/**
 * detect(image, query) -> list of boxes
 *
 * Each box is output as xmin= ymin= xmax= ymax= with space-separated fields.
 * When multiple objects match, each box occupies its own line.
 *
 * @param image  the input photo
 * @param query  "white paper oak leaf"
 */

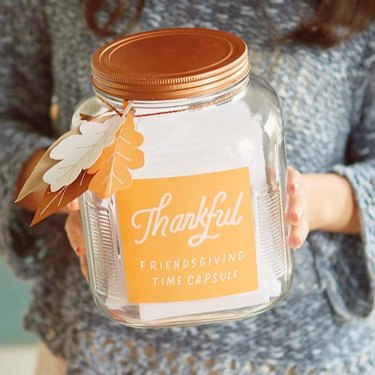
xmin=43 ymin=114 xmax=124 ymax=192
xmin=15 ymin=127 xmax=81 ymax=202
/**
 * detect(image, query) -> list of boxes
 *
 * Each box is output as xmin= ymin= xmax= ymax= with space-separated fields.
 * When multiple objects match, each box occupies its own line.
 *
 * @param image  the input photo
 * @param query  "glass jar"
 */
xmin=74 ymin=28 xmax=293 ymax=328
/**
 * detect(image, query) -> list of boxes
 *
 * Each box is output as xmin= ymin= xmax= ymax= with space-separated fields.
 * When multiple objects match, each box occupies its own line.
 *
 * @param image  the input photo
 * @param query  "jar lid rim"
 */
xmin=91 ymin=28 xmax=251 ymax=100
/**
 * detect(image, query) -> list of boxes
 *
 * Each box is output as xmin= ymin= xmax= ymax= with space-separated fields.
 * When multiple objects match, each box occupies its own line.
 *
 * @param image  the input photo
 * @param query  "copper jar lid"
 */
xmin=91 ymin=28 xmax=251 ymax=100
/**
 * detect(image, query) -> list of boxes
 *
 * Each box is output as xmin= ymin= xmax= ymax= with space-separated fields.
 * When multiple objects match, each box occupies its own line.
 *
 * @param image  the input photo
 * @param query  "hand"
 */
xmin=285 ymin=166 xmax=360 ymax=248
xmin=64 ymin=200 xmax=88 ymax=281
xmin=286 ymin=167 xmax=310 ymax=249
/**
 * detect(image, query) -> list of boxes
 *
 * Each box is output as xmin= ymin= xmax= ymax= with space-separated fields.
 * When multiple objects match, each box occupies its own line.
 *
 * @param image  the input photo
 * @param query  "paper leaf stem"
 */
xmin=43 ymin=114 xmax=125 ymax=192
xmin=31 ymin=170 xmax=93 ymax=226
xmin=79 ymin=109 xmax=116 ymax=122
xmin=88 ymin=112 xmax=144 ymax=199
xmin=15 ymin=127 xmax=81 ymax=203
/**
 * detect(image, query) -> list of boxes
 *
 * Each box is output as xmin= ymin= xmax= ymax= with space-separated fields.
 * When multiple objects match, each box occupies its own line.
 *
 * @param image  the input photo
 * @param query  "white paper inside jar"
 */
xmin=109 ymin=100 xmax=284 ymax=321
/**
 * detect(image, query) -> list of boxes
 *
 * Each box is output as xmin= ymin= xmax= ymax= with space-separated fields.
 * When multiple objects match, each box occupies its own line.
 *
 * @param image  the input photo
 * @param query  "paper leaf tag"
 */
xmin=30 ymin=170 xmax=93 ymax=226
xmin=88 ymin=111 xmax=144 ymax=199
xmin=15 ymin=127 xmax=81 ymax=202
xmin=43 ymin=113 xmax=125 ymax=192
xmin=16 ymin=100 xmax=143 ymax=227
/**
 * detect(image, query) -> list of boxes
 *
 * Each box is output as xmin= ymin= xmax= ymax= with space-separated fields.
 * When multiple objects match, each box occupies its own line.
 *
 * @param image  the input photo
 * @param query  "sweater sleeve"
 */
xmin=313 ymin=31 xmax=375 ymax=320
xmin=0 ymin=1 xmax=70 ymax=279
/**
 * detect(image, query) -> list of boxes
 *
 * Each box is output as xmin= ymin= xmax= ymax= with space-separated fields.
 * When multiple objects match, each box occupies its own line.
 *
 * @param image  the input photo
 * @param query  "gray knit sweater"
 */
xmin=1 ymin=0 xmax=375 ymax=374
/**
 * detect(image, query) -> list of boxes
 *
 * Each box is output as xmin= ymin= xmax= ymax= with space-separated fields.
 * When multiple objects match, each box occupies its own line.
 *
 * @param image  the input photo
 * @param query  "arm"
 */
xmin=288 ymin=29 xmax=375 ymax=321
xmin=0 ymin=2 xmax=64 ymax=277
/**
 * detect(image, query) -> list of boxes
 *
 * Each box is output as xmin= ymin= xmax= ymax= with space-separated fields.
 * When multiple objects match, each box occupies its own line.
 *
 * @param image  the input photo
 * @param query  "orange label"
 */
xmin=116 ymin=167 xmax=258 ymax=303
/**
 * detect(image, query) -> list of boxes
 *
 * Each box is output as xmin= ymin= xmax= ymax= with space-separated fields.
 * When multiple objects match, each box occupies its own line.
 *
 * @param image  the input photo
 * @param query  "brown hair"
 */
xmin=86 ymin=0 xmax=375 ymax=47
xmin=85 ymin=0 xmax=145 ymax=37
xmin=289 ymin=0 xmax=375 ymax=47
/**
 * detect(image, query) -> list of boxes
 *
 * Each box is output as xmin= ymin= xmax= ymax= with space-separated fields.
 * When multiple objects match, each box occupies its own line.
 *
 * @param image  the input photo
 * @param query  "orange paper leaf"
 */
xmin=88 ymin=112 xmax=144 ymax=199
xmin=30 ymin=170 xmax=93 ymax=226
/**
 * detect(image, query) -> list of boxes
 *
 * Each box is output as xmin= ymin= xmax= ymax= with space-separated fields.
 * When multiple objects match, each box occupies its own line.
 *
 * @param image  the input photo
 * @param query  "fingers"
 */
xmin=58 ymin=198 xmax=79 ymax=214
xmin=287 ymin=167 xmax=301 ymax=195
xmin=67 ymin=199 xmax=80 ymax=211
xmin=286 ymin=167 xmax=310 ymax=250
xmin=79 ymin=254 xmax=89 ymax=282
xmin=289 ymin=217 xmax=309 ymax=248
xmin=65 ymin=211 xmax=88 ymax=281
xmin=64 ymin=211 xmax=86 ymax=256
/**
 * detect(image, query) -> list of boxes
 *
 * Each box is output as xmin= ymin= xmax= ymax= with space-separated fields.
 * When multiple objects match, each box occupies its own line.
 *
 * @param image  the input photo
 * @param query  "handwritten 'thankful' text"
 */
xmin=131 ymin=191 xmax=244 ymax=247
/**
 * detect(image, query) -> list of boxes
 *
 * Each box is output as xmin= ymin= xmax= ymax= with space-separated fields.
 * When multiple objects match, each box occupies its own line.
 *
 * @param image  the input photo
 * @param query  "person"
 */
xmin=1 ymin=0 xmax=374 ymax=373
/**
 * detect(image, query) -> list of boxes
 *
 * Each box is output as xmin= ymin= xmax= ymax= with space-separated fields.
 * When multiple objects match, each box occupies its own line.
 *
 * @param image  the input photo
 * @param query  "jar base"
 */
xmin=92 ymin=280 xmax=292 ymax=329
